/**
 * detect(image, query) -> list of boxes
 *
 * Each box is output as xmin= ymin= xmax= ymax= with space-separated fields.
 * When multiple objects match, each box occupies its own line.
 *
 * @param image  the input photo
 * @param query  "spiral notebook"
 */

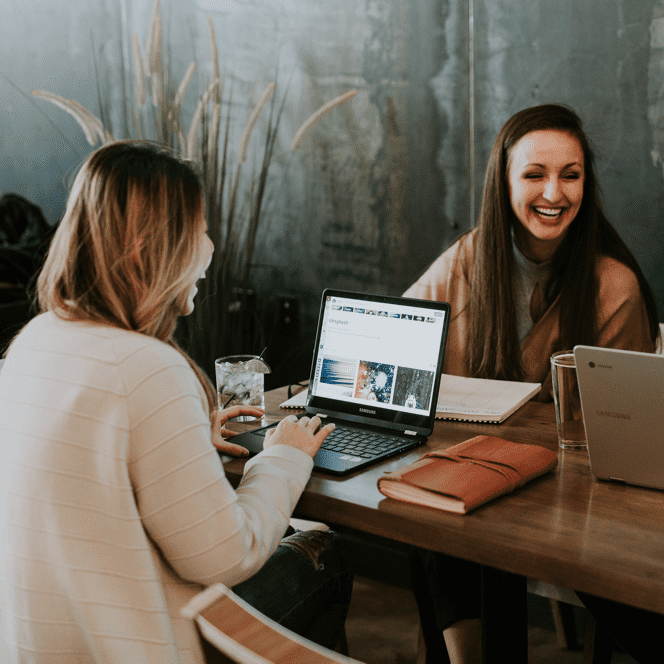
xmin=281 ymin=374 xmax=540 ymax=424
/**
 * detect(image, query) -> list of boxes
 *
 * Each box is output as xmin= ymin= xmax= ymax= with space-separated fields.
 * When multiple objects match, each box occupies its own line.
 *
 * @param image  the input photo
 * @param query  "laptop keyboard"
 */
xmin=251 ymin=421 xmax=412 ymax=460
xmin=319 ymin=425 xmax=409 ymax=459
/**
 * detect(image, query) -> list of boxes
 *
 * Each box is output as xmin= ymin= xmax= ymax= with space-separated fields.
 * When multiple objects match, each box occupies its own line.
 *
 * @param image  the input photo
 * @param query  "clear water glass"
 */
xmin=550 ymin=350 xmax=587 ymax=450
xmin=215 ymin=355 xmax=266 ymax=422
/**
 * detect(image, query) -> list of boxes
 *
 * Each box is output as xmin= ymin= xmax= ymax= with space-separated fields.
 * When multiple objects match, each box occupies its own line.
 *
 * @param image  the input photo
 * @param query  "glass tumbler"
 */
xmin=550 ymin=350 xmax=587 ymax=450
xmin=215 ymin=355 xmax=268 ymax=422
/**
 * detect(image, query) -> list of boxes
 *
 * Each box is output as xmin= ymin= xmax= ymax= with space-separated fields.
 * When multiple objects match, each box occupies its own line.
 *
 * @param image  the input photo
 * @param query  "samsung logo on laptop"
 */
xmin=596 ymin=410 xmax=631 ymax=420
xmin=359 ymin=408 xmax=376 ymax=415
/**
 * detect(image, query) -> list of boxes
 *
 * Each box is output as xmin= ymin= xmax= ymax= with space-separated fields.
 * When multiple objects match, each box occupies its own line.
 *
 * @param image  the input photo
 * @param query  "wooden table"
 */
xmin=222 ymin=387 xmax=664 ymax=662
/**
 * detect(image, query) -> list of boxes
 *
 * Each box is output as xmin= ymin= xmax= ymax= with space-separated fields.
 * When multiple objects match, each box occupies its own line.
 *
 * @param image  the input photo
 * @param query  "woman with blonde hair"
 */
xmin=0 ymin=141 xmax=352 ymax=664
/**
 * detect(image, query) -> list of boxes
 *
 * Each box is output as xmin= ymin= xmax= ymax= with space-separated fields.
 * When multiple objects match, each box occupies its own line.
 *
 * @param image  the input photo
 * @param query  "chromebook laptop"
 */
xmin=574 ymin=345 xmax=664 ymax=490
xmin=232 ymin=289 xmax=451 ymax=475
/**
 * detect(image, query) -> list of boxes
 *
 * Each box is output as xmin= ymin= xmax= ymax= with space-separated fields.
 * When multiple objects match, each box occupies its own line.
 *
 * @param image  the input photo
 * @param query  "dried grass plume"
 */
xmin=30 ymin=90 xmax=99 ymax=146
xmin=237 ymin=82 xmax=275 ymax=164
xmin=290 ymin=89 xmax=358 ymax=151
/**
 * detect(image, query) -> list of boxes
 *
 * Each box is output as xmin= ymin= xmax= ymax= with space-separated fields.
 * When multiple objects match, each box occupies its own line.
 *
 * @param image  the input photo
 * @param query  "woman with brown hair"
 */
xmin=405 ymin=104 xmax=659 ymax=663
xmin=0 ymin=141 xmax=352 ymax=664
xmin=406 ymin=103 xmax=659 ymax=400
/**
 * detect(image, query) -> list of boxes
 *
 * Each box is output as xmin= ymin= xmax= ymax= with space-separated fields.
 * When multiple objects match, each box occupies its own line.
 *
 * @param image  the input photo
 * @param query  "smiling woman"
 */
xmin=405 ymin=103 xmax=659 ymax=400
xmin=404 ymin=104 xmax=661 ymax=664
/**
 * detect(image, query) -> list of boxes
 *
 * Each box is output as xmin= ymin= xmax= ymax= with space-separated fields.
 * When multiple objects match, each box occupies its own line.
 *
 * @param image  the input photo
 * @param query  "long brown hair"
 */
xmin=468 ymin=104 xmax=659 ymax=380
xmin=37 ymin=141 xmax=217 ymax=411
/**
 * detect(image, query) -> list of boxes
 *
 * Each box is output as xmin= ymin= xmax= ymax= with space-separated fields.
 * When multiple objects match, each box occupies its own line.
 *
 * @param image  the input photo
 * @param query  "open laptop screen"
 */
xmin=306 ymin=290 xmax=450 ymax=433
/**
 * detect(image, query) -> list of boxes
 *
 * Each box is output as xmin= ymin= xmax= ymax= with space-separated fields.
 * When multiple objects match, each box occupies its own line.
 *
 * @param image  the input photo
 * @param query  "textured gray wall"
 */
xmin=0 ymin=1 xmax=121 ymax=222
xmin=2 ymin=0 xmax=664 ymax=333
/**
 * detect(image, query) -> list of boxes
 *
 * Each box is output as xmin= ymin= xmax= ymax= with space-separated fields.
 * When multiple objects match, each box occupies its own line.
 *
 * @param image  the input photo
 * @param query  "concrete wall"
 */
xmin=2 ymin=0 xmax=664 ymax=339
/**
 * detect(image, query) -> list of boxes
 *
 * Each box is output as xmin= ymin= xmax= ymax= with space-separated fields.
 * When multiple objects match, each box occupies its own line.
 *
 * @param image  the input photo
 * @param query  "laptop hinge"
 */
xmin=404 ymin=430 xmax=417 ymax=436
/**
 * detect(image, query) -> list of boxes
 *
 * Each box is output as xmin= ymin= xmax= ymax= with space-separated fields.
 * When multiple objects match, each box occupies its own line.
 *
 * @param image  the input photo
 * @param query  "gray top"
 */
xmin=512 ymin=237 xmax=553 ymax=345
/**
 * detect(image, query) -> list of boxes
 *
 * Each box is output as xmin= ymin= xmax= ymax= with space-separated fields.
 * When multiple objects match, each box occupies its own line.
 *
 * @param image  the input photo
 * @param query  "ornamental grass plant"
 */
xmin=31 ymin=0 xmax=356 ymax=376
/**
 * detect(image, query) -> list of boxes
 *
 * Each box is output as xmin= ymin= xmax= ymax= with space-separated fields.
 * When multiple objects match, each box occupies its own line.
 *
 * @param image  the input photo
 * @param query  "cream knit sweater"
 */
xmin=0 ymin=312 xmax=313 ymax=663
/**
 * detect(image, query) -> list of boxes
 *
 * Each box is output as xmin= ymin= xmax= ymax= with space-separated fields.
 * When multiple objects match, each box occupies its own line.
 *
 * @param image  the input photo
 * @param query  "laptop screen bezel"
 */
xmin=304 ymin=289 xmax=451 ymax=435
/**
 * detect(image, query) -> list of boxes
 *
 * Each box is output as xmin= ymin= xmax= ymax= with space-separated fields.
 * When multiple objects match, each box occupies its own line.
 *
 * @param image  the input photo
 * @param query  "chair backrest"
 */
xmin=182 ymin=584 xmax=363 ymax=664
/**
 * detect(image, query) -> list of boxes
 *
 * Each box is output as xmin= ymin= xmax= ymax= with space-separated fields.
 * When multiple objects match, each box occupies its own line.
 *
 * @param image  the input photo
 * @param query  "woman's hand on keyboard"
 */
xmin=264 ymin=415 xmax=335 ymax=458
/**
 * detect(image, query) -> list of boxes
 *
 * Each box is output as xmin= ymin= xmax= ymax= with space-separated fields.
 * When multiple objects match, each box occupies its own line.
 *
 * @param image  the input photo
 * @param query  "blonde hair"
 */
xmin=38 ymin=140 xmax=217 ymax=411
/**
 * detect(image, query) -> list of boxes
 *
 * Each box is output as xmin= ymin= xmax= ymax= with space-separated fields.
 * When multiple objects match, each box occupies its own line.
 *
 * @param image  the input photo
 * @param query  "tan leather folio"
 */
xmin=377 ymin=435 xmax=558 ymax=514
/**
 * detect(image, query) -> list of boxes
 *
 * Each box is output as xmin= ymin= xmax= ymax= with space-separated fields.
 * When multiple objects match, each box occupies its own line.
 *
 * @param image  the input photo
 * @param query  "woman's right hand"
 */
xmin=263 ymin=415 xmax=335 ymax=458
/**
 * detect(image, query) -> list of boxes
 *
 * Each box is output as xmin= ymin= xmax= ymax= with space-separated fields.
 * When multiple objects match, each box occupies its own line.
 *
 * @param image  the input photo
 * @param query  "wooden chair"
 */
xmin=528 ymin=577 xmax=613 ymax=663
xmin=182 ymin=583 xmax=363 ymax=664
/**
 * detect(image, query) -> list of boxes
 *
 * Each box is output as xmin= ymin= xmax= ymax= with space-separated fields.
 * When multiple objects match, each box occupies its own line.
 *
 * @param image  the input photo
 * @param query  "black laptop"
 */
xmin=231 ymin=289 xmax=450 ymax=475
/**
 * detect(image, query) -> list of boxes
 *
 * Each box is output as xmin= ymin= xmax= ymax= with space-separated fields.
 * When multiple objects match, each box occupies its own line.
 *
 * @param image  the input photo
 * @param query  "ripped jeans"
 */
xmin=231 ymin=528 xmax=353 ymax=650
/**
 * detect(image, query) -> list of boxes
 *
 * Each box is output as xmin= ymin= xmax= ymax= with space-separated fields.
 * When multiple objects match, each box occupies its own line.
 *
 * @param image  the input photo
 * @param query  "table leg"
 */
xmin=481 ymin=565 xmax=527 ymax=664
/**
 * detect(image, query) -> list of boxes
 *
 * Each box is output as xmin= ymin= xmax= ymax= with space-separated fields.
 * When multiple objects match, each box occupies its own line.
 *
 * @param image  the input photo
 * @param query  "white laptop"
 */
xmin=574 ymin=345 xmax=664 ymax=490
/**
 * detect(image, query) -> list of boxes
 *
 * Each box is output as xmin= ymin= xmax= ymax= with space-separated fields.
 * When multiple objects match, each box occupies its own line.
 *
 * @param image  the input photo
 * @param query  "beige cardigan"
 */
xmin=404 ymin=231 xmax=656 ymax=401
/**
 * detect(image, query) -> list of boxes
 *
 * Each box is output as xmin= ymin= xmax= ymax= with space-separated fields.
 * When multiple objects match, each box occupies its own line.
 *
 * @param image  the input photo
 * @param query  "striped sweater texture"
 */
xmin=0 ymin=312 xmax=313 ymax=663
